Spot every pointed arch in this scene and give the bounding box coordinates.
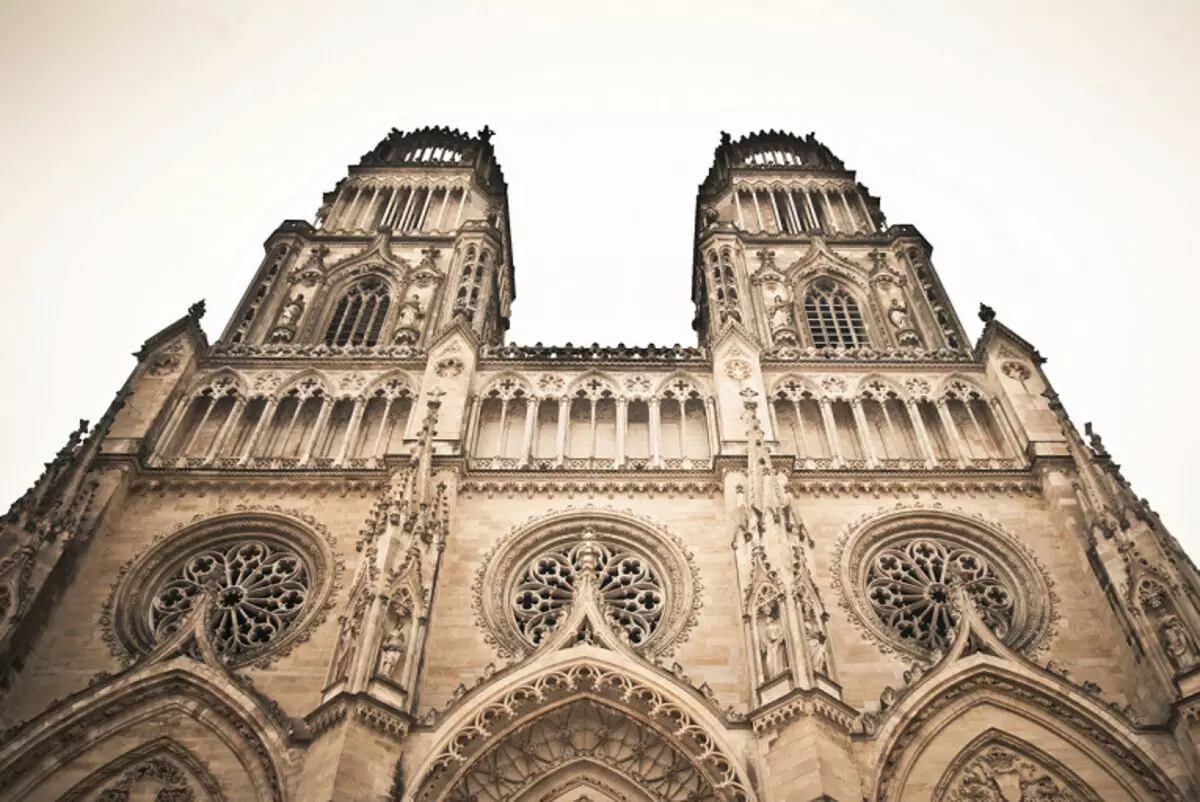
[933,728,1103,802]
[56,736,225,802]
[319,270,399,347]
[799,275,870,349]
[565,373,619,464]
[409,648,756,802]
[869,659,1186,802]
[768,375,830,464]
[158,369,247,463]
[474,373,534,462]
[855,375,922,464]
[0,663,288,802]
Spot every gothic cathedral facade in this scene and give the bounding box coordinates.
[1,127,1199,801]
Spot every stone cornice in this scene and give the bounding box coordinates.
[749,685,860,735]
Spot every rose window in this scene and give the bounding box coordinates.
[865,537,1015,653]
[150,539,310,658]
[512,542,665,647]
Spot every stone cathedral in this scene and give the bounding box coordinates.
[2,127,1200,802]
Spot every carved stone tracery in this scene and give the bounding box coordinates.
[475,508,701,659]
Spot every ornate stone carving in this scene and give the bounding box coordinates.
[434,357,463,378]
[833,505,1055,660]
[103,507,343,669]
[413,662,751,801]
[865,536,1015,653]
[511,536,665,648]
[473,507,701,659]
[940,743,1098,802]
[150,539,310,660]
[723,359,752,381]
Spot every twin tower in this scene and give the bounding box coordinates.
[1,127,1199,801]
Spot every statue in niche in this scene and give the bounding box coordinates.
[329,612,360,684]
[279,294,305,326]
[772,470,798,534]
[887,297,910,330]
[768,294,795,333]
[396,296,423,329]
[803,602,830,677]
[377,612,410,681]
[394,296,424,344]
[1161,616,1199,672]
[758,601,789,680]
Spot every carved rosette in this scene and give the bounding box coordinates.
[473,508,701,659]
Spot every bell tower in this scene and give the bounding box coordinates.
[221,126,515,353]
[693,130,967,356]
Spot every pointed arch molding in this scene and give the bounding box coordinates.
[0,664,287,802]
[409,650,755,802]
[831,504,1057,661]
[57,736,226,802]
[101,505,345,669]
[869,660,1185,802]
[472,506,702,660]
[932,729,1102,802]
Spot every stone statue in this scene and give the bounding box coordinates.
[377,618,409,680]
[887,298,910,330]
[278,294,305,327]
[396,296,423,329]
[1161,616,1199,671]
[760,607,788,679]
[769,295,793,331]
[329,614,359,683]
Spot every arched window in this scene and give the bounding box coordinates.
[803,278,868,348]
[325,277,391,347]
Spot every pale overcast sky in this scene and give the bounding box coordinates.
[1,2,1197,551]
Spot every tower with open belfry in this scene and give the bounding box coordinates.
[2,126,1200,801]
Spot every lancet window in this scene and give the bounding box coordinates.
[470,375,715,469]
[707,248,742,326]
[230,244,288,344]
[454,245,490,321]
[733,184,872,236]
[325,182,468,234]
[153,372,416,469]
[769,376,1020,470]
[803,278,868,348]
[324,277,391,347]
[160,374,243,464]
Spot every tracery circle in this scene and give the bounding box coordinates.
[512,542,665,646]
[865,537,1014,653]
[109,512,336,668]
[839,513,1052,660]
[475,511,700,658]
[150,539,310,658]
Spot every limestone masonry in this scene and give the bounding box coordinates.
[1,127,1198,801]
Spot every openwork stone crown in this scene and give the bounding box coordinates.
[836,508,1054,660]
[475,508,701,659]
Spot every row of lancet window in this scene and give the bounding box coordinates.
[470,378,715,468]
[322,184,469,234]
[230,245,289,344]
[155,375,414,468]
[325,277,391,347]
[804,278,868,348]
[770,379,1021,468]
[734,185,876,236]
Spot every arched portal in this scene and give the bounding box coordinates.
[446,697,719,801]
[410,654,754,802]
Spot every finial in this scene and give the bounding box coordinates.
[477,125,494,142]
[188,299,206,321]
[720,131,731,146]
[978,303,995,323]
